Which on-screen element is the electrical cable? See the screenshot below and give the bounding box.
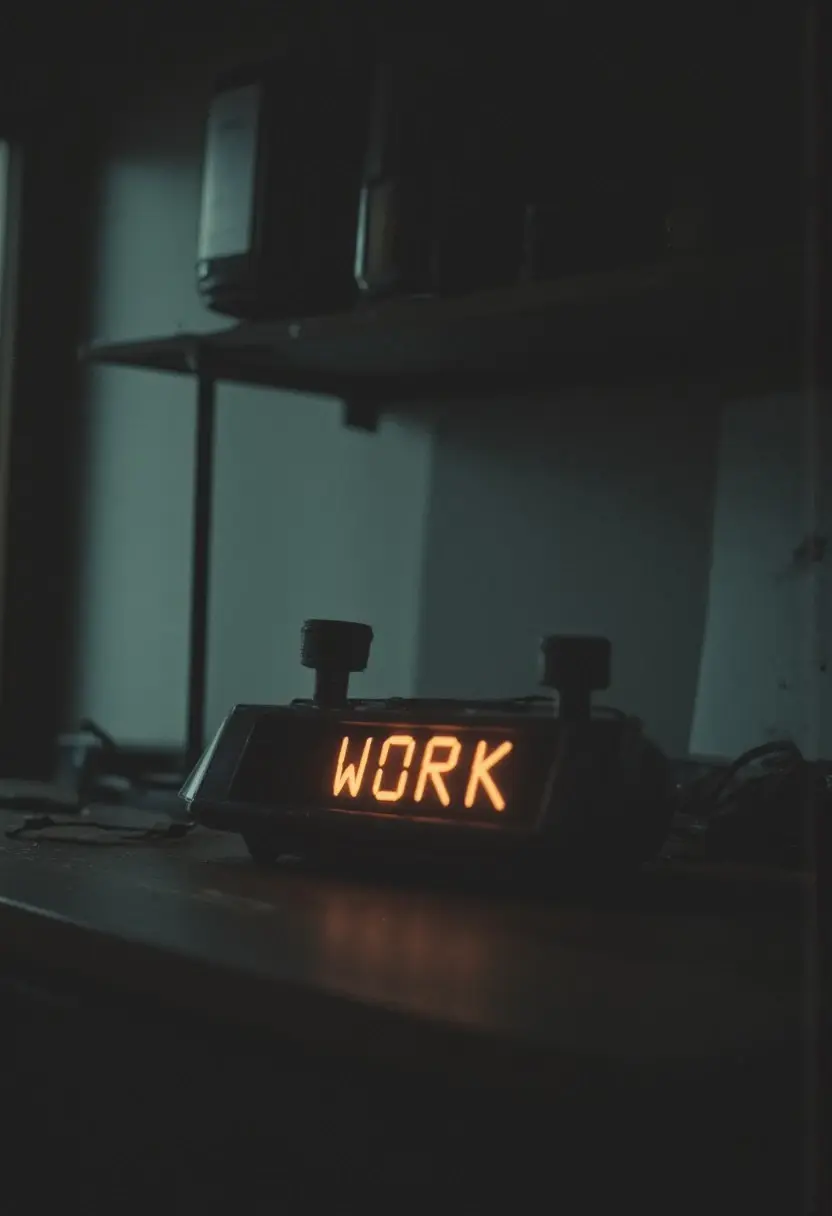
[665,739,827,867]
[5,814,193,845]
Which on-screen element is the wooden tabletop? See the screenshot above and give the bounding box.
[0,804,810,1088]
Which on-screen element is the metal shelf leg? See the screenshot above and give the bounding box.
[186,373,215,771]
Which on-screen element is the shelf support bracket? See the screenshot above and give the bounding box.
[343,397,380,432]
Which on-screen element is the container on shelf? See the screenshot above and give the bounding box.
[197,48,375,321]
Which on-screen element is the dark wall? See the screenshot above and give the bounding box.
[0,115,98,775]
[0,8,158,775]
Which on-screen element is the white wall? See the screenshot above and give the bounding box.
[71,72,216,743]
[417,394,720,757]
[71,66,432,745]
[208,390,431,720]
[71,58,821,761]
[692,394,804,755]
[692,392,827,760]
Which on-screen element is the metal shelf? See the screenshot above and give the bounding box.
[82,247,803,424]
[77,246,804,771]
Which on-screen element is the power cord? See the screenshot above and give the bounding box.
[665,740,826,867]
[5,813,193,845]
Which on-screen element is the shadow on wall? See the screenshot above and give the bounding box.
[414,389,721,758]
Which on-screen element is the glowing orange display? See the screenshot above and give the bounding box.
[333,735,374,797]
[333,733,514,813]
[413,736,462,806]
[371,735,416,802]
[464,739,514,811]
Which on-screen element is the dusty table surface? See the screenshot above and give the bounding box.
[0,802,811,1087]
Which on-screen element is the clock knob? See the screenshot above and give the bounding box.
[540,635,611,722]
[301,620,374,707]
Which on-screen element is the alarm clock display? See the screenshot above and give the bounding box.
[182,621,674,873]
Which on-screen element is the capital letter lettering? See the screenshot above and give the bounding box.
[413,736,462,807]
[464,739,513,811]
[333,736,374,798]
[372,735,417,802]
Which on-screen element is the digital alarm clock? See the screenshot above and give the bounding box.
[182,621,675,874]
